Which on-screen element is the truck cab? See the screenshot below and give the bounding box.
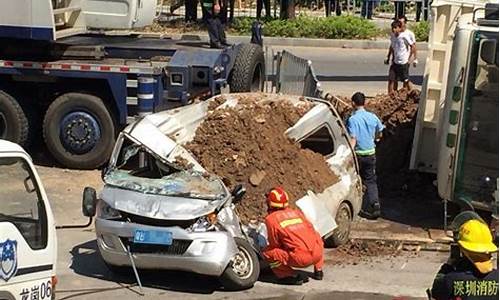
[411,1,499,211]
[0,140,57,300]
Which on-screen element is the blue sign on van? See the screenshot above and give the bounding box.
[0,239,18,281]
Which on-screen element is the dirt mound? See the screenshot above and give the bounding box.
[184,94,339,222]
[325,239,417,266]
[334,90,419,175]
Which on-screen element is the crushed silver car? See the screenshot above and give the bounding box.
[82,92,362,290]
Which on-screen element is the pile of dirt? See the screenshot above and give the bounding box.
[334,90,420,176]
[184,94,340,222]
[325,239,414,266]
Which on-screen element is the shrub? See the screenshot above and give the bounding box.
[410,21,430,42]
[229,15,381,40]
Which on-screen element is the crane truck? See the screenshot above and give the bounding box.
[410,0,498,215]
[0,0,265,169]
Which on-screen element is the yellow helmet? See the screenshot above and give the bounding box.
[458,219,498,254]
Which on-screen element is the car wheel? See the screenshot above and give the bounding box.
[43,93,115,169]
[325,201,352,247]
[0,90,29,147]
[220,237,260,291]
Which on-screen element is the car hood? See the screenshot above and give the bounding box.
[101,186,226,220]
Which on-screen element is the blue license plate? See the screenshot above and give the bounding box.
[133,229,172,245]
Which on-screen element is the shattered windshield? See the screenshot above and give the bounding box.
[105,169,226,200]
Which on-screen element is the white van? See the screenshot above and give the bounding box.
[0,140,57,300]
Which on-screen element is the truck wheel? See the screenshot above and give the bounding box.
[43,93,115,169]
[325,201,352,247]
[229,44,265,93]
[220,237,260,291]
[0,91,29,147]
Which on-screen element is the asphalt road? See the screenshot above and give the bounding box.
[265,46,427,96]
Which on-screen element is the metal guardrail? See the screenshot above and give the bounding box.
[274,50,323,98]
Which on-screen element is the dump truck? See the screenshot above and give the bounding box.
[0,140,58,300]
[410,0,499,214]
[0,0,265,170]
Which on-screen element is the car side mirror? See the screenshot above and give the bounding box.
[231,184,246,203]
[82,187,97,217]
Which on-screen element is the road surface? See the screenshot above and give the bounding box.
[265,46,427,96]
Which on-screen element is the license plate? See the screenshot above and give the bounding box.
[133,229,172,245]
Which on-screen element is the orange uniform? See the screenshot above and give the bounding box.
[263,207,324,278]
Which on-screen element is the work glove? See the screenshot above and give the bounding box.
[413,58,419,67]
[384,58,390,65]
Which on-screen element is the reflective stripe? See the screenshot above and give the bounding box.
[355,148,376,156]
[269,261,281,268]
[279,218,303,228]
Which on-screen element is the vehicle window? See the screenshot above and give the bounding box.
[0,157,47,250]
[455,33,499,204]
[299,125,335,156]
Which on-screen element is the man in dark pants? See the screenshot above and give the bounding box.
[347,92,384,219]
[416,0,429,21]
[201,0,229,48]
[324,0,341,17]
[394,1,405,19]
[361,0,374,19]
[257,0,271,19]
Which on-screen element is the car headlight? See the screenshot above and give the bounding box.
[188,213,217,232]
[97,200,122,219]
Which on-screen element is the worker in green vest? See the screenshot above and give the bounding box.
[201,0,229,49]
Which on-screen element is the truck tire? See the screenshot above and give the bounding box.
[220,237,260,291]
[0,91,29,147]
[229,44,265,93]
[325,201,352,247]
[43,93,115,169]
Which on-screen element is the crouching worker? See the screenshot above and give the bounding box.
[262,187,324,285]
[431,219,499,299]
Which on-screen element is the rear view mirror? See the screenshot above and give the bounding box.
[82,187,97,217]
[231,184,246,203]
[480,39,498,66]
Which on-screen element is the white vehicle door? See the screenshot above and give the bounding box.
[0,154,56,300]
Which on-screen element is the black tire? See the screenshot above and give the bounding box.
[229,43,265,93]
[325,201,352,247]
[0,90,29,147]
[220,237,260,291]
[43,93,115,169]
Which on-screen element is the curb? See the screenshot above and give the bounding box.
[139,32,428,50]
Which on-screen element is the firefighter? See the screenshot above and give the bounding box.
[201,0,229,48]
[431,219,499,299]
[262,187,324,285]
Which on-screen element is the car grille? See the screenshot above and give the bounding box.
[119,212,196,229]
[121,238,192,255]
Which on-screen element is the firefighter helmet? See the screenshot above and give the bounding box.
[267,187,289,209]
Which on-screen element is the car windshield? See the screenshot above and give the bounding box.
[105,169,226,200]
[106,138,226,200]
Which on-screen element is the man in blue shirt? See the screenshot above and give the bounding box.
[346,92,384,219]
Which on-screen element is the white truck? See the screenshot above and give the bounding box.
[0,140,57,300]
[410,0,499,214]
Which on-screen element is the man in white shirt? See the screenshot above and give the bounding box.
[385,20,417,95]
[398,15,417,61]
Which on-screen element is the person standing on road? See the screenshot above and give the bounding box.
[398,15,418,61]
[385,20,416,94]
[361,0,374,19]
[256,0,271,19]
[262,187,324,285]
[431,219,499,299]
[347,92,384,219]
[201,0,229,48]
